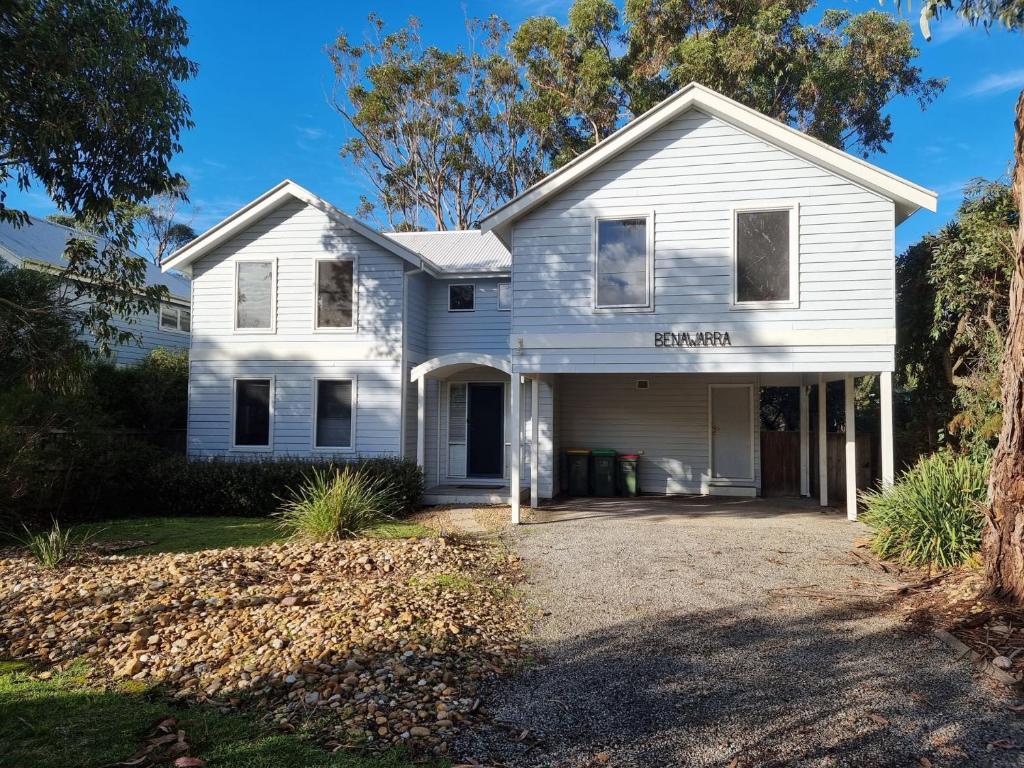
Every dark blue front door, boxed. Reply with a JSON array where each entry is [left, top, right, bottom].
[[467, 383, 503, 477]]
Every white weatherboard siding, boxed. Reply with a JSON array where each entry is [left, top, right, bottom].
[[187, 198, 406, 458], [511, 109, 896, 373], [188, 360, 400, 458], [189, 198, 403, 361], [106, 299, 191, 365], [427, 278, 510, 358], [556, 374, 761, 495]]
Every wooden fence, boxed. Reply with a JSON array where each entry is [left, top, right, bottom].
[[761, 431, 878, 502]]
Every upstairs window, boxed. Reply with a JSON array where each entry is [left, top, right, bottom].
[[160, 304, 191, 332], [497, 282, 512, 311], [733, 206, 798, 307], [449, 284, 475, 312], [234, 378, 272, 448], [314, 379, 354, 449], [316, 259, 355, 329], [235, 260, 275, 330], [595, 216, 651, 309]]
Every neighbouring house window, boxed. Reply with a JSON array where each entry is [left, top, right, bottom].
[[595, 217, 649, 308], [316, 259, 354, 328], [734, 208, 795, 305], [449, 284, 474, 311], [497, 282, 512, 311], [160, 304, 191, 332], [234, 379, 271, 447], [236, 260, 274, 329], [315, 379, 353, 448]]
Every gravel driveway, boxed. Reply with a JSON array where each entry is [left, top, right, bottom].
[[458, 496, 1024, 768]]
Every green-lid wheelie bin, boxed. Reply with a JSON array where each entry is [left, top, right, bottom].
[[565, 449, 591, 496], [617, 454, 640, 497], [591, 449, 618, 496]]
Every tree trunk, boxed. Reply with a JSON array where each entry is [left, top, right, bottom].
[[984, 88, 1024, 601]]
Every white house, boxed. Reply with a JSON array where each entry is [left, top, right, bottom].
[[162, 83, 936, 522], [0, 214, 191, 364]]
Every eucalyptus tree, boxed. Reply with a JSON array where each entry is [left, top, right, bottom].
[[898, 0, 1024, 600], [328, 15, 550, 230]]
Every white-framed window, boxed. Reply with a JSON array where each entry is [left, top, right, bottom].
[[731, 203, 799, 308], [232, 377, 273, 450], [314, 257, 355, 330], [159, 303, 191, 333], [234, 259, 276, 331], [448, 284, 475, 312], [593, 213, 653, 310], [313, 377, 355, 450], [497, 282, 512, 311]]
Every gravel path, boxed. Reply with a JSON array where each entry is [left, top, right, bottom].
[[458, 496, 1024, 768]]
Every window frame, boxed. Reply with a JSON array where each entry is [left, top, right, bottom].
[[729, 201, 800, 310], [592, 210, 655, 312], [311, 376, 357, 452], [233, 257, 277, 333], [497, 282, 512, 312], [312, 256, 357, 332], [159, 302, 190, 334], [448, 283, 475, 312], [231, 376, 274, 452]]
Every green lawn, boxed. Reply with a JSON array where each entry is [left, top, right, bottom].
[[72, 516, 433, 555], [0, 660, 441, 768]]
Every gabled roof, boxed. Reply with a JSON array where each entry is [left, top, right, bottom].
[[480, 82, 938, 242], [161, 179, 433, 276], [0, 214, 191, 300], [384, 230, 509, 275]]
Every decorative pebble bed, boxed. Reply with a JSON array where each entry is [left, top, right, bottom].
[[0, 537, 526, 757]]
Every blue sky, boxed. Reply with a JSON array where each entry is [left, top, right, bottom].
[[7, 1, 1024, 253]]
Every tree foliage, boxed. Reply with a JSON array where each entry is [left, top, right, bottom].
[[328, 15, 549, 230], [0, 0, 197, 348], [333, 1, 944, 228], [47, 182, 198, 266], [897, 180, 1017, 455]]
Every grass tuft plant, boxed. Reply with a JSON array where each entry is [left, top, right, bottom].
[[20, 520, 83, 568], [860, 451, 990, 568], [274, 467, 400, 542]]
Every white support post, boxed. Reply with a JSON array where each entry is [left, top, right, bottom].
[[510, 373, 522, 525], [845, 374, 857, 521], [799, 383, 810, 497], [530, 377, 540, 508], [416, 376, 426, 470], [818, 374, 828, 507], [880, 371, 895, 488]]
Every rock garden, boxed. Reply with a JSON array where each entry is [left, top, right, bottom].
[[0, 531, 527, 761]]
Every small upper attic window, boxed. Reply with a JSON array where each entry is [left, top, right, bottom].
[[449, 284, 475, 312]]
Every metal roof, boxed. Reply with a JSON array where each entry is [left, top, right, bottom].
[[0, 215, 190, 300], [384, 229, 510, 275]]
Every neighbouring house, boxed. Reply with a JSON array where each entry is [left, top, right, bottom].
[[162, 83, 936, 521], [0, 214, 191, 364]]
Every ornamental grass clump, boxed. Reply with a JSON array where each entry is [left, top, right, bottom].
[[274, 466, 400, 541], [860, 451, 990, 568], [20, 520, 83, 568]]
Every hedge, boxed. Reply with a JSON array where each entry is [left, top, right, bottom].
[[4, 438, 423, 531]]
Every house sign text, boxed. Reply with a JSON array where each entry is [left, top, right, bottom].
[[654, 330, 732, 348]]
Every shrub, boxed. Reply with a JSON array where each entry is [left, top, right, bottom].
[[275, 467, 400, 541], [150, 455, 423, 520], [860, 451, 990, 568], [1, 448, 423, 534]]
